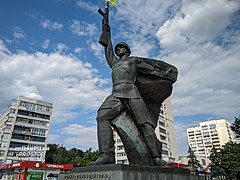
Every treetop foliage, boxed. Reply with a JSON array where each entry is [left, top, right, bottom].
[[45, 144, 100, 166], [231, 116, 240, 138]]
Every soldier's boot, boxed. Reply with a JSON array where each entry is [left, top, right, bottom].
[[144, 134, 171, 167], [94, 128, 115, 165], [94, 152, 115, 165]]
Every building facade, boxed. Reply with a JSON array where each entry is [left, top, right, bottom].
[[114, 98, 178, 164], [187, 119, 235, 158], [0, 96, 53, 163]]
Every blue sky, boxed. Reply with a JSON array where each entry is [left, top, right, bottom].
[[0, 0, 239, 157]]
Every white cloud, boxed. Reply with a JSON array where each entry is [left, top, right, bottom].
[[89, 42, 104, 60], [168, 41, 240, 118], [71, 20, 84, 36], [60, 124, 98, 150], [74, 47, 84, 54], [48, 134, 60, 145], [70, 20, 97, 36], [13, 27, 26, 41], [40, 19, 63, 31], [56, 43, 69, 53], [14, 32, 25, 40], [154, 0, 240, 119], [156, 0, 239, 50], [0, 40, 11, 54], [112, 0, 180, 55], [42, 39, 50, 49], [75, 1, 98, 14], [0, 41, 110, 123]]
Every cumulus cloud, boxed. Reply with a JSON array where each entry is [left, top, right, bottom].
[[55, 43, 69, 53], [40, 19, 63, 31], [59, 124, 98, 150], [0, 40, 110, 123], [154, 0, 240, 119], [70, 20, 97, 37], [156, 0, 239, 50], [112, 0, 181, 55]]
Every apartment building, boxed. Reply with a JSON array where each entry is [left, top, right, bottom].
[[187, 119, 235, 158], [0, 96, 53, 163], [114, 98, 178, 164]]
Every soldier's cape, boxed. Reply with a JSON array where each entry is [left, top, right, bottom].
[[134, 57, 178, 128]]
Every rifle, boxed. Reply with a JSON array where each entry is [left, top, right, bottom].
[[98, 2, 109, 47]]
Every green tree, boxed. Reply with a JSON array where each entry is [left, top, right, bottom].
[[53, 146, 68, 164], [231, 116, 240, 138], [220, 141, 240, 179], [45, 144, 100, 166], [82, 148, 99, 163], [209, 145, 225, 179], [187, 146, 199, 171], [45, 144, 59, 163]]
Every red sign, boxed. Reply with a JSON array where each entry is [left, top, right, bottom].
[[9, 161, 73, 170]]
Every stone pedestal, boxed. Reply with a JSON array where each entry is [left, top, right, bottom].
[[59, 164, 204, 180]]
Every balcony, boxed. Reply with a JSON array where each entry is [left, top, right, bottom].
[[13, 130, 31, 135]]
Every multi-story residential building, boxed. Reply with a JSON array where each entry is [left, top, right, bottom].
[[0, 96, 53, 163], [114, 98, 178, 164], [187, 119, 235, 158]]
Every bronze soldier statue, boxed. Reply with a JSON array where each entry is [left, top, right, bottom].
[[95, 2, 178, 166]]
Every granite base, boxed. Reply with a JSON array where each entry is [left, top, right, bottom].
[[59, 164, 204, 180]]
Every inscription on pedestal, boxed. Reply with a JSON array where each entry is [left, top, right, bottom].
[[62, 173, 111, 180]]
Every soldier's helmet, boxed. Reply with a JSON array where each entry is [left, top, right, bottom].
[[115, 42, 131, 56]]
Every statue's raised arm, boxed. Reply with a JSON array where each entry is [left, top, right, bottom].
[[98, 2, 117, 68]]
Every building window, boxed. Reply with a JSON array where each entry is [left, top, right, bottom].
[[209, 124, 216, 129], [160, 128, 166, 134], [9, 142, 26, 148], [29, 136, 46, 142], [18, 110, 50, 119], [117, 146, 124, 150], [31, 128, 46, 137], [162, 150, 168, 155], [0, 142, 7, 147], [7, 117, 14, 122], [117, 153, 126, 157], [117, 139, 122, 143], [160, 110, 164, 114], [26, 103, 36, 112], [5, 125, 12, 130], [160, 135, 166, 141], [10, 108, 16, 114], [20, 102, 27, 107], [2, 133, 9, 140], [0, 151, 5, 156], [159, 121, 165, 127]]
